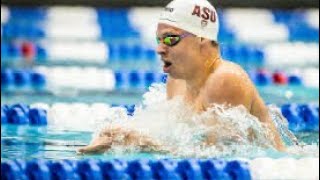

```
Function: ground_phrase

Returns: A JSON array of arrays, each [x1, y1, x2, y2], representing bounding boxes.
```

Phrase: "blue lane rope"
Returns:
[[1, 159, 252, 180], [1, 69, 305, 92], [1, 103, 318, 132]]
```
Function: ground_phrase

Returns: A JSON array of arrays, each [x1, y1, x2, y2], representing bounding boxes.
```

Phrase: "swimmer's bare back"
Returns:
[[167, 60, 286, 151]]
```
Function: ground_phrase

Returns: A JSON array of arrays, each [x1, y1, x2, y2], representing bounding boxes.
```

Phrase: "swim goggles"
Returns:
[[156, 33, 193, 46]]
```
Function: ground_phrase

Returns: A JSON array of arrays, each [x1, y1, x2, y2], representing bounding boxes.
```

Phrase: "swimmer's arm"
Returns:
[[77, 126, 167, 154], [205, 73, 285, 151], [251, 96, 286, 151]]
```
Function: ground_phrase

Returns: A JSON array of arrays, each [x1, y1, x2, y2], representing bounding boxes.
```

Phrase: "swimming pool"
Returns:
[[1, 122, 319, 160], [1, 92, 319, 179], [1, 5, 319, 180]]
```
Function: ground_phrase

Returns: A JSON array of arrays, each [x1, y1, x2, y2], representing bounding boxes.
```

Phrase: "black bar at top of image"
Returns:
[[1, 0, 319, 9]]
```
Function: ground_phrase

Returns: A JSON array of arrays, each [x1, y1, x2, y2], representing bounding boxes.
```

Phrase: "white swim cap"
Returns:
[[158, 0, 219, 42]]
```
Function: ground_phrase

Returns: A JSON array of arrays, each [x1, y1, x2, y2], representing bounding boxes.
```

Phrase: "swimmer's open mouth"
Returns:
[[164, 61, 172, 68], [162, 59, 172, 73]]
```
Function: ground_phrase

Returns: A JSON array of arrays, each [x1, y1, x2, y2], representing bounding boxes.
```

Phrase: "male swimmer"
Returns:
[[78, 0, 285, 154]]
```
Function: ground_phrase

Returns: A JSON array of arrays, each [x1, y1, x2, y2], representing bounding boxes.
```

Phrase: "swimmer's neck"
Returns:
[[185, 56, 222, 96]]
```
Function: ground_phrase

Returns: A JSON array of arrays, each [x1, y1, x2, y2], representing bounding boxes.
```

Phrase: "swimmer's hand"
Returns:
[[77, 134, 112, 154], [77, 126, 166, 155]]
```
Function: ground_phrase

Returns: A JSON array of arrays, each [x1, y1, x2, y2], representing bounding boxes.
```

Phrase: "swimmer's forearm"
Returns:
[[78, 126, 167, 154], [257, 106, 286, 151], [268, 122, 286, 151]]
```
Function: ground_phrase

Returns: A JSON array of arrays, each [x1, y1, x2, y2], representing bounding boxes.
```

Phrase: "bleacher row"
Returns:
[[1, 6, 319, 68], [1, 40, 319, 68], [2, 67, 319, 93], [1, 7, 319, 42], [1, 103, 318, 132]]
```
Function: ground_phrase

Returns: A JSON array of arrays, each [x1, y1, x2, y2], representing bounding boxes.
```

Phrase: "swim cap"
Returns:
[[158, 0, 219, 42]]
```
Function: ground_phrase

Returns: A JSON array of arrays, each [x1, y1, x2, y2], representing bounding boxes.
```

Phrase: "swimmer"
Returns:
[[78, 0, 285, 154]]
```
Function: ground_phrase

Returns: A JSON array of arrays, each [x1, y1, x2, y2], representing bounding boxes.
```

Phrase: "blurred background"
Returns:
[[1, 0, 319, 106], [1, 0, 319, 163]]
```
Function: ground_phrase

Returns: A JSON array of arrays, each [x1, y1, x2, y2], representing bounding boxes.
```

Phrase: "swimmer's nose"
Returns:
[[156, 43, 167, 55]]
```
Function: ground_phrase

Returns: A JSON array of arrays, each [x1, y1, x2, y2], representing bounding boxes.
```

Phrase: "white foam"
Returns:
[[45, 103, 130, 131], [47, 102, 106, 131], [142, 83, 167, 106], [286, 144, 320, 157], [90, 83, 295, 158], [43, 83, 318, 160], [90, 103, 112, 122], [48, 103, 72, 126], [68, 103, 93, 128]]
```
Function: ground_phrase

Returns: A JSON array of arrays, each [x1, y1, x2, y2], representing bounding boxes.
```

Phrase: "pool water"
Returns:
[[1, 83, 319, 161], [1, 124, 318, 161]]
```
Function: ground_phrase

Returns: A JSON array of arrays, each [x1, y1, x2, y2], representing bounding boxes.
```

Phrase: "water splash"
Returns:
[[90, 83, 317, 158], [268, 104, 300, 146]]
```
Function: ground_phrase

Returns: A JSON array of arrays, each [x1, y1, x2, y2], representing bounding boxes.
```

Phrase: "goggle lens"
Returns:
[[157, 35, 181, 46]]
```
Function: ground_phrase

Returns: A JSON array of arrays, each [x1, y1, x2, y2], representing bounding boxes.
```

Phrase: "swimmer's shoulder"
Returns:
[[215, 60, 248, 77], [207, 63, 248, 89], [204, 61, 254, 107], [212, 60, 254, 86]]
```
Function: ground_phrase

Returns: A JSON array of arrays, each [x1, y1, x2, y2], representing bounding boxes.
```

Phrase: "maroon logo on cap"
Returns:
[[192, 5, 216, 23]]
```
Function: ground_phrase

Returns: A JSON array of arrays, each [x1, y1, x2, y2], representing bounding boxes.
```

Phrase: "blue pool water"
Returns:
[[1, 125, 165, 161], [1, 85, 319, 161], [1, 124, 319, 161]]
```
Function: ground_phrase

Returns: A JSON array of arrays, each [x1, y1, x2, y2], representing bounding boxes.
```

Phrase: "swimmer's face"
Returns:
[[156, 23, 202, 79]]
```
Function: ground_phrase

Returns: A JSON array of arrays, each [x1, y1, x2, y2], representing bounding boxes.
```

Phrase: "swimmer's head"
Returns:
[[156, 0, 220, 79], [158, 0, 219, 42]]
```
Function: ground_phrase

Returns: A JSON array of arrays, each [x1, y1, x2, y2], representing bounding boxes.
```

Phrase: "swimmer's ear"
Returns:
[[198, 37, 211, 46]]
